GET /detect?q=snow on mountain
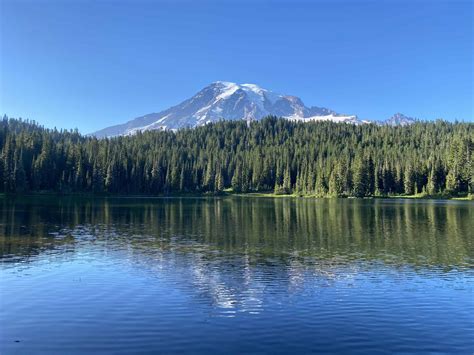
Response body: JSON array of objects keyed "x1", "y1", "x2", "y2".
[
  {"x1": 287, "y1": 113, "x2": 371, "y2": 124},
  {"x1": 382, "y1": 113, "x2": 417, "y2": 126},
  {"x1": 91, "y1": 82, "x2": 413, "y2": 138}
]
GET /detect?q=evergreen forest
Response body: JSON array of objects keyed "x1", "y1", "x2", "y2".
[{"x1": 1, "y1": 116, "x2": 472, "y2": 198}]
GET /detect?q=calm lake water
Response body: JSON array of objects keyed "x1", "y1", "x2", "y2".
[{"x1": 0, "y1": 196, "x2": 473, "y2": 353}]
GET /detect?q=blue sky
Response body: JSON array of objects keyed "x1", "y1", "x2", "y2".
[{"x1": 1, "y1": 0, "x2": 472, "y2": 133}]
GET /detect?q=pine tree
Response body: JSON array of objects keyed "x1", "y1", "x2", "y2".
[
  {"x1": 315, "y1": 172, "x2": 327, "y2": 197},
  {"x1": 427, "y1": 167, "x2": 437, "y2": 195},
  {"x1": 232, "y1": 163, "x2": 242, "y2": 192},
  {"x1": 180, "y1": 167, "x2": 186, "y2": 191},
  {"x1": 105, "y1": 164, "x2": 114, "y2": 192},
  {"x1": 92, "y1": 162, "x2": 104, "y2": 193},
  {"x1": 446, "y1": 169, "x2": 459, "y2": 194},
  {"x1": 216, "y1": 169, "x2": 224, "y2": 192},
  {"x1": 404, "y1": 164, "x2": 415, "y2": 195},
  {"x1": 204, "y1": 160, "x2": 215, "y2": 191},
  {"x1": 306, "y1": 165, "x2": 315, "y2": 194},
  {"x1": 13, "y1": 150, "x2": 27, "y2": 192},
  {"x1": 282, "y1": 164, "x2": 291, "y2": 194},
  {"x1": 352, "y1": 157, "x2": 367, "y2": 197}
]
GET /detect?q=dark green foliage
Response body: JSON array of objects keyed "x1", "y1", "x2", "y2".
[
  {"x1": 352, "y1": 156, "x2": 369, "y2": 197},
  {"x1": 0, "y1": 116, "x2": 472, "y2": 197}
]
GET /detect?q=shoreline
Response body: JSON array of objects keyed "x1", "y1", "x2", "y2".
[{"x1": 1, "y1": 191, "x2": 472, "y2": 201}]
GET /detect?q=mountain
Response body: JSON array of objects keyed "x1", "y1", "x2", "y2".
[
  {"x1": 92, "y1": 82, "x2": 413, "y2": 137},
  {"x1": 92, "y1": 82, "x2": 365, "y2": 137},
  {"x1": 383, "y1": 113, "x2": 417, "y2": 126}
]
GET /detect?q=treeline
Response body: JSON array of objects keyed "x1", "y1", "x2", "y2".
[{"x1": 0, "y1": 116, "x2": 472, "y2": 197}]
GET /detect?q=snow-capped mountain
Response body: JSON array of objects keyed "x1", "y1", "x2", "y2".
[
  {"x1": 92, "y1": 82, "x2": 364, "y2": 137},
  {"x1": 383, "y1": 113, "x2": 417, "y2": 126}
]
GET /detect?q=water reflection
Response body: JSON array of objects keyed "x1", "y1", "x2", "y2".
[
  {"x1": 1, "y1": 196, "x2": 473, "y2": 353},
  {"x1": 1, "y1": 196, "x2": 472, "y2": 314},
  {"x1": 1, "y1": 196, "x2": 472, "y2": 268}
]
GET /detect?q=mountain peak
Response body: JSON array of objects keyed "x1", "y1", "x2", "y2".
[
  {"x1": 211, "y1": 81, "x2": 264, "y2": 90},
  {"x1": 210, "y1": 82, "x2": 271, "y2": 98},
  {"x1": 384, "y1": 113, "x2": 416, "y2": 126},
  {"x1": 212, "y1": 80, "x2": 236, "y2": 86}
]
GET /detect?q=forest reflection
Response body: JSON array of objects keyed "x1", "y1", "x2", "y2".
[{"x1": 1, "y1": 196, "x2": 472, "y2": 269}]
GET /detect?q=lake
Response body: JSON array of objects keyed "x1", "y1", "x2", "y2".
[{"x1": 0, "y1": 196, "x2": 473, "y2": 353}]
